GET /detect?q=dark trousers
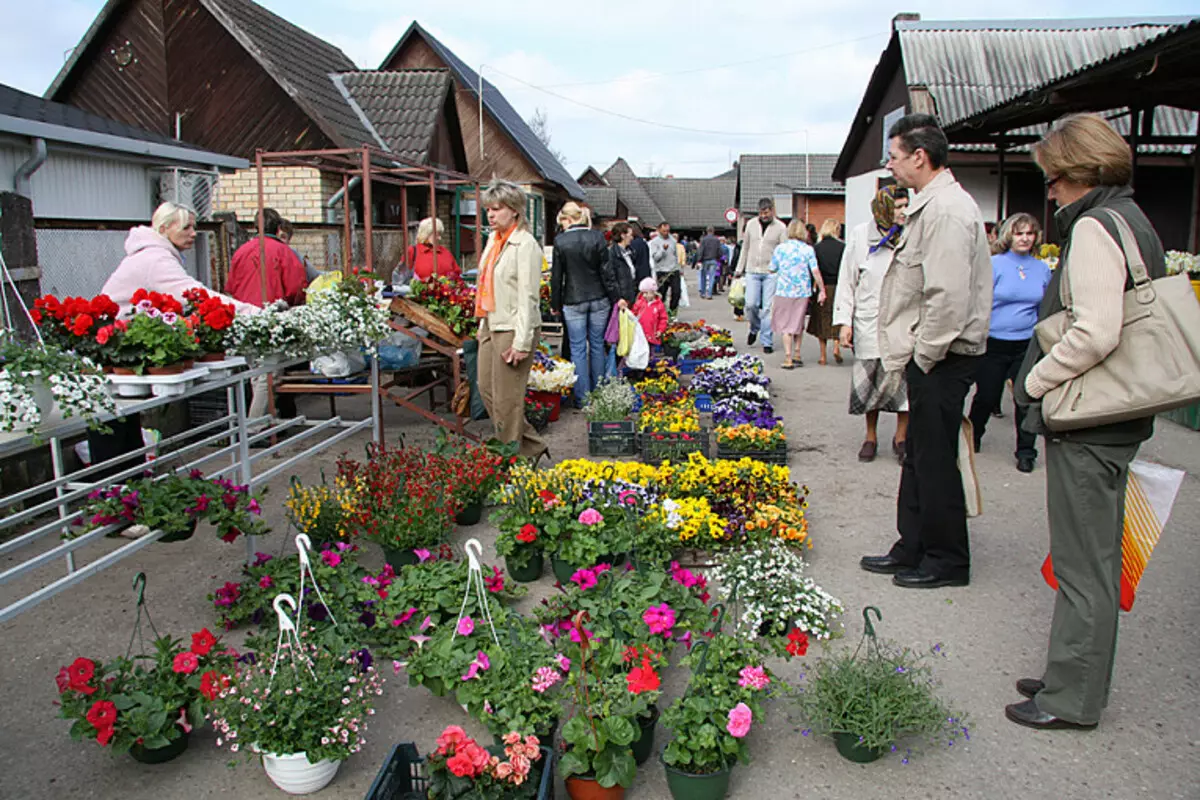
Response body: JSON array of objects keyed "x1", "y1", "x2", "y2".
[
  {"x1": 889, "y1": 354, "x2": 978, "y2": 579},
  {"x1": 968, "y1": 337, "x2": 1037, "y2": 460},
  {"x1": 657, "y1": 271, "x2": 681, "y2": 312}
]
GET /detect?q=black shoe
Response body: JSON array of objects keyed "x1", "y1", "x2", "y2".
[
  {"x1": 1016, "y1": 678, "x2": 1045, "y2": 699},
  {"x1": 763, "y1": 346, "x2": 774, "y2": 354},
  {"x1": 1005, "y1": 699, "x2": 1096, "y2": 731},
  {"x1": 859, "y1": 554, "x2": 907, "y2": 574},
  {"x1": 992, "y1": 409, "x2": 1004, "y2": 418},
  {"x1": 892, "y1": 569, "x2": 969, "y2": 589},
  {"x1": 973, "y1": 437, "x2": 982, "y2": 453},
  {"x1": 1017, "y1": 456, "x2": 1035, "y2": 473},
  {"x1": 747, "y1": 332, "x2": 757, "y2": 346}
]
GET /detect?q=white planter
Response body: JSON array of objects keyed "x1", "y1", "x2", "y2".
[{"x1": 261, "y1": 751, "x2": 341, "y2": 795}]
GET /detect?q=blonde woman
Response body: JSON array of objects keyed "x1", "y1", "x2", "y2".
[
  {"x1": 808, "y1": 218, "x2": 846, "y2": 364},
  {"x1": 475, "y1": 180, "x2": 549, "y2": 460},
  {"x1": 407, "y1": 217, "x2": 461, "y2": 282},
  {"x1": 770, "y1": 218, "x2": 825, "y2": 368},
  {"x1": 1007, "y1": 113, "x2": 1167, "y2": 732}
]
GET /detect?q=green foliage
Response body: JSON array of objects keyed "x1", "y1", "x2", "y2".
[
  {"x1": 116, "y1": 313, "x2": 202, "y2": 370},
  {"x1": 583, "y1": 377, "x2": 637, "y2": 422},
  {"x1": 80, "y1": 472, "x2": 268, "y2": 541}
]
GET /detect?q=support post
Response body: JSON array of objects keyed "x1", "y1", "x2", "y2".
[
  {"x1": 362, "y1": 147, "x2": 375, "y2": 272},
  {"x1": 996, "y1": 140, "x2": 1007, "y2": 223},
  {"x1": 1190, "y1": 128, "x2": 1200, "y2": 253},
  {"x1": 255, "y1": 151, "x2": 276, "y2": 423},
  {"x1": 430, "y1": 173, "x2": 439, "y2": 276},
  {"x1": 475, "y1": 184, "x2": 483, "y2": 258},
  {"x1": 234, "y1": 368, "x2": 256, "y2": 567},
  {"x1": 49, "y1": 438, "x2": 74, "y2": 573},
  {"x1": 342, "y1": 173, "x2": 351, "y2": 274},
  {"x1": 1129, "y1": 108, "x2": 1143, "y2": 189},
  {"x1": 401, "y1": 185, "x2": 409, "y2": 261}
]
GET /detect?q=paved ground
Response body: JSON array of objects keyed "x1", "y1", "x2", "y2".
[{"x1": 2, "y1": 267, "x2": 1198, "y2": 800}]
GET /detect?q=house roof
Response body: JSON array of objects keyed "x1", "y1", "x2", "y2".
[
  {"x1": 641, "y1": 178, "x2": 737, "y2": 230},
  {"x1": 0, "y1": 82, "x2": 246, "y2": 169},
  {"x1": 834, "y1": 16, "x2": 1196, "y2": 180},
  {"x1": 382, "y1": 23, "x2": 584, "y2": 199},
  {"x1": 577, "y1": 166, "x2": 607, "y2": 187},
  {"x1": 711, "y1": 167, "x2": 738, "y2": 180},
  {"x1": 334, "y1": 70, "x2": 454, "y2": 163},
  {"x1": 583, "y1": 186, "x2": 619, "y2": 217},
  {"x1": 601, "y1": 158, "x2": 664, "y2": 226},
  {"x1": 737, "y1": 154, "x2": 842, "y2": 212},
  {"x1": 46, "y1": 0, "x2": 375, "y2": 150}
]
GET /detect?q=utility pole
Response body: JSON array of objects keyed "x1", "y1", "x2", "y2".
[{"x1": 478, "y1": 66, "x2": 485, "y2": 161}]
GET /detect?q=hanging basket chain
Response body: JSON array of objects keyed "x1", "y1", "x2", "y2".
[{"x1": 124, "y1": 572, "x2": 161, "y2": 661}]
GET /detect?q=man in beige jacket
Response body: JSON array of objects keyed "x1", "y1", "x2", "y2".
[
  {"x1": 860, "y1": 113, "x2": 992, "y2": 590},
  {"x1": 735, "y1": 197, "x2": 789, "y2": 354}
]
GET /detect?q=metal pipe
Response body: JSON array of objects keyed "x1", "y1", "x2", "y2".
[
  {"x1": 14, "y1": 137, "x2": 47, "y2": 196},
  {"x1": 430, "y1": 172, "x2": 438, "y2": 276},
  {"x1": 0, "y1": 524, "x2": 115, "y2": 588},
  {"x1": 249, "y1": 420, "x2": 371, "y2": 488},
  {"x1": 362, "y1": 146, "x2": 375, "y2": 272}
]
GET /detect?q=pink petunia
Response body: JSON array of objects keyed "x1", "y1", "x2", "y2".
[
  {"x1": 457, "y1": 617, "x2": 475, "y2": 636},
  {"x1": 392, "y1": 607, "x2": 418, "y2": 627},
  {"x1": 320, "y1": 550, "x2": 341, "y2": 568},
  {"x1": 727, "y1": 703, "x2": 752, "y2": 738},
  {"x1": 642, "y1": 603, "x2": 676, "y2": 636},
  {"x1": 570, "y1": 568, "x2": 598, "y2": 591},
  {"x1": 555, "y1": 653, "x2": 571, "y2": 672},
  {"x1": 415, "y1": 548, "x2": 432, "y2": 563}
]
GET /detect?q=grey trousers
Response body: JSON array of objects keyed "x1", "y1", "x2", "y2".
[{"x1": 1036, "y1": 437, "x2": 1139, "y2": 724}]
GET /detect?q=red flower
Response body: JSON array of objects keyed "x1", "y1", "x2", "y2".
[
  {"x1": 71, "y1": 313, "x2": 94, "y2": 336},
  {"x1": 199, "y1": 670, "x2": 228, "y2": 701},
  {"x1": 96, "y1": 725, "x2": 115, "y2": 746},
  {"x1": 172, "y1": 652, "x2": 200, "y2": 674},
  {"x1": 54, "y1": 667, "x2": 71, "y2": 694},
  {"x1": 516, "y1": 523, "x2": 538, "y2": 544},
  {"x1": 95, "y1": 325, "x2": 114, "y2": 345},
  {"x1": 190, "y1": 628, "x2": 217, "y2": 656},
  {"x1": 786, "y1": 628, "x2": 809, "y2": 657},
  {"x1": 30, "y1": 308, "x2": 42, "y2": 324},
  {"x1": 626, "y1": 658, "x2": 661, "y2": 695},
  {"x1": 86, "y1": 700, "x2": 117, "y2": 731},
  {"x1": 66, "y1": 657, "x2": 97, "y2": 695}
]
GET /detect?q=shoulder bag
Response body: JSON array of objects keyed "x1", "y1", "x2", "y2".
[{"x1": 1034, "y1": 209, "x2": 1200, "y2": 430}]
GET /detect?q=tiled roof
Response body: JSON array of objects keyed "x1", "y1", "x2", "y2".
[
  {"x1": 602, "y1": 158, "x2": 664, "y2": 226},
  {"x1": 737, "y1": 154, "x2": 842, "y2": 212},
  {"x1": 711, "y1": 167, "x2": 738, "y2": 180},
  {"x1": 584, "y1": 186, "x2": 619, "y2": 217},
  {"x1": 382, "y1": 23, "x2": 585, "y2": 198},
  {"x1": 335, "y1": 70, "x2": 452, "y2": 163},
  {"x1": 640, "y1": 178, "x2": 736, "y2": 230}
]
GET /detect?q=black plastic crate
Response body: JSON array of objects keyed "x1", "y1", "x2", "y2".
[
  {"x1": 366, "y1": 743, "x2": 555, "y2": 800},
  {"x1": 588, "y1": 420, "x2": 637, "y2": 456},
  {"x1": 639, "y1": 428, "x2": 710, "y2": 463},
  {"x1": 716, "y1": 441, "x2": 788, "y2": 464}
]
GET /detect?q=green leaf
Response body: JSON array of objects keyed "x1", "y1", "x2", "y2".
[
  {"x1": 603, "y1": 715, "x2": 638, "y2": 747},
  {"x1": 558, "y1": 749, "x2": 590, "y2": 779},
  {"x1": 111, "y1": 694, "x2": 137, "y2": 711},
  {"x1": 594, "y1": 747, "x2": 637, "y2": 789},
  {"x1": 562, "y1": 715, "x2": 592, "y2": 748},
  {"x1": 142, "y1": 734, "x2": 171, "y2": 749}
]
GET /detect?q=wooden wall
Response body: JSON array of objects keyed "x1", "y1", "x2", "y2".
[{"x1": 54, "y1": 0, "x2": 170, "y2": 136}]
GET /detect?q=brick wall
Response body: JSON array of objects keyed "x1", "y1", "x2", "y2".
[
  {"x1": 212, "y1": 166, "x2": 328, "y2": 223},
  {"x1": 795, "y1": 194, "x2": 846, "y2": 227}
]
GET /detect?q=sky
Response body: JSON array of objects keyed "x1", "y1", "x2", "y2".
[{"x1": 2, "y1": 1, "x2": 1197, "y2": 179}]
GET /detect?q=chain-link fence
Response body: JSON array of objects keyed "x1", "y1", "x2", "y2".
[{"x1": 35, "y1": 227, "x2": 209, "y2": 298}]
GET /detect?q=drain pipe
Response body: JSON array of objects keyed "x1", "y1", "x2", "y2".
[
  {"x1": 325, "y1": 176, "x2": 360, "y2": 223},
  {"x1": 14, "y1": 138, "x2": 48, "y2": 197}
]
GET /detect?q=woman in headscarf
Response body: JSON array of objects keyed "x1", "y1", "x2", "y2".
[{"x1": 832, "y1": 186, "x2": 911, "y2": 463}]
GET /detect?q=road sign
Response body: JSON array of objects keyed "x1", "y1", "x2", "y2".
[{"x1": 724, "y1": 207, "x2": 738, "y2": 224}]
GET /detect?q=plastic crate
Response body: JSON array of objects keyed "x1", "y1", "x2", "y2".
[
  {"x1": 693, "y1": 393, "x2": 713, "y2": 413},
  {"x1": 588, "y1": 421, "x2": 637, "y2": 456},
  {"x1": 365, "y1": 742, "x2": 427, "y2": 800},
  {"x1": 677, "y1": 358, "x2": 713, "y2": 375},
  {"x1": 639, "y1": 428, "x2": 710, "y2": 463},
  {"x1": 1161, "y1": 403, "x2": 1200, "y2": 431},
  {"x1": 716, "y1": 441, "x2": 788, "y2": 464}
]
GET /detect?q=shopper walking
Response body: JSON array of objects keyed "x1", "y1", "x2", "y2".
[
  {"x1": 606, "y1": 221, "x2": 641, "y2": 307},
  {"x1": 809, "y1": 218, "x2": 846, "y2": 365},
  {"x1": 1006, "y1": 114, "x2": 1167, "y2": 732},
  {"x1": 649, "y1": 221, "x2": 682, "y2": 311},
  {"x1": 771, "y1": 219, "x2": 825, "y2": 368},
  {"x1": 551, "y1": 202, "x2": 619, "y2": 407},
  {"x1": 735, "y1": 198, "x2": 788, "y2": 354},
  {"x1": 967, "y1": 213, "x2": 1052, "y2": 472},
  {"x1": 834, "y1": 188, "x2": 910, "y2": 463},
  {"x1": 697, "y1": 226, "x2": 723, "y2": 299},
  {"x1": 859, "y1": 113, "x2": 992, "y2": 590}
]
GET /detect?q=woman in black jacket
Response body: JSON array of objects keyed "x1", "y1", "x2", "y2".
[
  {"x1": 606, "y1": 221, "x2": 641, "y2": 307},
  {"x1": 551, "y1": 202, "x2": 620, "y2": 407}
]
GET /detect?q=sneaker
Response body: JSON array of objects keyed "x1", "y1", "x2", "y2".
[
  {"x1": 763, "y1": 346, "x2": 774, "y2": 354},
  {"x1": 1017, "y1": 456, "x2": 1035, "y2": 473},
  {"x1": 747, "y1": 332, "x2": 757, "y2": 346}
]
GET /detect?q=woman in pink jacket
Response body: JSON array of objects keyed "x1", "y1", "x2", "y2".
[{"x1": 101, "y1": 202, "x2": 256, "y2": 315}]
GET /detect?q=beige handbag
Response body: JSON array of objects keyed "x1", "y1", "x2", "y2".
[{"x1": 1034, "y1": 209, "x2": 1200, "y2": 431}]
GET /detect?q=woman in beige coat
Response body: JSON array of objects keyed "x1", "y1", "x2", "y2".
[{"x1": 474, "y1": 180, "x2": 549, "y2": 461}]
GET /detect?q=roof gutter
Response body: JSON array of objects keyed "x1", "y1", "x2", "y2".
[
  {"x1": 14, "y1": 137, "x2": 48, "y2": 197},
  {"x1": 325, "y1": 176, "x2": 361, "y2": 223}
]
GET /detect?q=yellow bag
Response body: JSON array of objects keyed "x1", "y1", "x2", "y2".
[
  {"x1": 307, "y1": 271, "x2": 342, "y2": 297},
  {"x1": 618, "y1": 310, "x2": 636, "y2": 357}
]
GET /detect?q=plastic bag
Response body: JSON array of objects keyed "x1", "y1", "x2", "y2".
[
  {"x1": 958, "y1": 418, "x2": 982, "y2": 517},
  {"x1": 678, "y1": 276, "x2": 690, "y2": 308},
  {"x1": 307, "y1": 271, "x2": 342, "y2": 297},
  {"x1": 728, "y1": 277, "x2": 746, "y2": 306},
  {"x1": 312, "y1": 350, "x2": 367, "y2": 378},
  {"x1": 604, "y1": 304, "x2": 622, "y2": 345},
  {"x1": 617, "y1": 310, "x2": 636, "y2": 358},
  {"x1": 376, "y1": 330, "x2": 423, "y2": 371},
  {"x1": 624, "y1": 309, "x2": 650, "y2": 370},
  {"x1": 1041, "y1": 459, "x2": 1184, "y2": 611}
]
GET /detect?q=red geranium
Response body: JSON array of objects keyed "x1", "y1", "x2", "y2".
[
  {"x1": 172, "y1": 652, "x2": 200, "y2": 674},
  {"x1": 516, "y1": 523, "x2": 538, "y2": 544},
  {"x1": 190, "y1": 628, "x2": 218, "y2": 656},
  {"x1": 66, "y1": 657, "x2": 97, "y2": 695},
  {"x1": 786, "y1": 628, "x2": 809, "y2": 657},
  {"x1": 626, "y1": 659, "x2": 661, "y2": 695}
]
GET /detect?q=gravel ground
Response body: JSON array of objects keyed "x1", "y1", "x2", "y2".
[{"x1": 2, "y1": 268, "x2": 1198, "y2": 800}]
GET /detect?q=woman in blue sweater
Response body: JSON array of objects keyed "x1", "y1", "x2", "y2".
[{"x1": 968, "y1": 213, "x2": 1052, "y2": 472}]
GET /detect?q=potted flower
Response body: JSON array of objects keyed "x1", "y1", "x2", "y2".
[
  {"x1": 709, "y1": 541, "x2": 842, "y2": 645},
  {"x1": 527, "y1": 352, "x2": 577, "y2": 420},
  {"x1": 794, "y1": 609, "x2": 969, "y2": 763},
  {"x1": 114, "y1": 296, "x2": 203, "y2": 374},
  {"x1": 0, "y1": 335, "x2": 115, "y2": 439},
  {"x1": 54, "y1": 628, "x2": 234, "y2": 763},
  {"x1": 227, "y1": 300, "x2": 314, "y2": 364},
  {"x1": 426, "y1": 726, "x2": 548, "y2": 799},
  {"x1": 552, "y1": 507, "x2": 632, "y2": 583},
  {"x1": 31, "y1": 292, "x2": 121, "y2": 365},
  {"x1": 208, "y1": 633, "x2": 384, "y2": 793},
  {"x1": 183, "y1": 287, "x2": 237, "y2": 360},
  {"x1": 432, "y1": 432, "x2": 516, "y2": 526},
  {"x1": 79, "y1": 470, "x2": 268, "y2": 543},
  {"x1": 407, "y1": 276, "x2": 479, "y2": 339},
  {"x1": 525, "y1": 394, "x2": 553, "y2": 433}
]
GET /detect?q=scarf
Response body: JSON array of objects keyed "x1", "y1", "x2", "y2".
[
  {"x1": 474, "y1": 226, "x2": 515, "y2": 317},
  {"x1": 868, "y1": 186, "x2": 904, "y2": 254}
]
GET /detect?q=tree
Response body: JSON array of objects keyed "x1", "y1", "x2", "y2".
[{"x1": 528, "y1": 108, "x2": 566, "y2": 165}]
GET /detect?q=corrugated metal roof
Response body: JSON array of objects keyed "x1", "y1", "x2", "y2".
[
  {"x1": 602, "y1": 158, "x2": 665, "y2": 226},
  {"x1": 897, "y1": 19, "x2": 1188, "y2": 127},
  {"x1": 737, "y1": 154, "x2": 842, "y2": 212},
  {"x1": 640, "y1": 178, "x2": 736, "y2": 230}
]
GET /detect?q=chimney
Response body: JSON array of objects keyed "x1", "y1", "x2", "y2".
[{"x1": 892, "y1": 13, "x2": 920, "y2": 31}]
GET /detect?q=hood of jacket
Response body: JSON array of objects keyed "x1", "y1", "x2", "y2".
[{"x1": 124, "y1": 226, "x2": 183, "y2": 264}]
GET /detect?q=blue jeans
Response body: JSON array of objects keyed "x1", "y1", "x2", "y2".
[
  {"x1": 700, "y1": 260, "x2": 718, "y2": 297},
  {"x1": 744, "y1": 272, "x2": 777, "y2": 349},
  {"x1": 562, "y1": 298, "x2": 612, "y2": 404}
]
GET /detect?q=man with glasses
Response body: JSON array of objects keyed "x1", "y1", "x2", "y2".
[{"x1": 859, "y1": 113, "x2": 992, "y2": 590}]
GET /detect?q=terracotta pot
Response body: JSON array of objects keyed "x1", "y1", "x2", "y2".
[
  {"x1": 102, "y1": 365, "x2": 115, "y2": 374},
  {"x1": 146, "y1": 363, "x2": 185, "y2": 375},
  {"x1": 181, "y1": 359, "x2": 195, "y2": 370},
  {"x1": 112, "y1": 367, "x2": 138, "y2": 375},
  {"x1": 565, "y1": 775, "x2": 626, "y2": 800},
  {"x1": 200, "y1": 351, "x2": 227, "y2": 362}
]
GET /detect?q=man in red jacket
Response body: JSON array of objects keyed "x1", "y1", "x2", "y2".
[{"x1": 227, "y1": 208, "x2": 308, "y2": 307}]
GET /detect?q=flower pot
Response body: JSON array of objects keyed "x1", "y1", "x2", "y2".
[
  {"x1": 261, "y1": 751, "x2": 342, "y2": 794},
  {"x1": 146, "y1": 363, "x2": 185, "y2": 376},
  {"x1": 528, "y1": 391, "x2": 562, "y2": 422},
  {"x1": 112, "y1": 366, "x2": 139, "y2": 376},
  {"x1": 506, "y1": 549, "x2": 544, "y2": 583},
  {"x1": 597, "y1": 552, "x2": 627, "y2": 568},
  {"x1": 454, "y1": 500, "x2": 484, "y2": 526},
  {"x1": 834, "y1": 732, "x2": 885, "y2": 763},
  {"x1": 200, "y1": 351, "x2": 227, "y2": 362},
  {"x1": 551, "y1": 553, "x2": 577, "y2": 584},
  {"x1": 181, "y1": 359, "x2": 195, "y2": 370},
  {"x1": 662, "y1": 756, "x2": 732, "y2": 800},
  {"x1": 565, "y1": 775, "x2": 626, "y2": 800},
  {"x1": 129, "y1": 730, "x2": 190, "y2": 764},
  {"x1": 159, "y1": 519, "x2": 198, "y2": 544},
  {"x1": 631, "y1": 705, "x2": 659, "y2": 765},
  {"x1": 493, "y1": 719, "x2": 557, "y2": 747},
  {"x1": 382, "y1": 545, "x2": 420, "y2": 570},
  {"x1": 526, "y1": 406, "x2": 551, "y2": 433}
]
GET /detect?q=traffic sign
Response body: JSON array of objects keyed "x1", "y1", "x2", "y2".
[{"x1": 724, "y1": 207, "x2": 738, "y2": 224}]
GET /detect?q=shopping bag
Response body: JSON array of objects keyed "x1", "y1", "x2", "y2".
[
  {"x1": 624, "y1": 309, "x2": 650, "y2": 370},
  {"x1": 605, "y1": 304, "x2": 622, "y2": 345},
  {"x1": 958, "y1": 417, "x2": 982, "y2": 517},
  {"x1": 1041, "y1": 459, "x2": 1184, "y2": 611},
  {"x1": 728, "y1": 277, "x2": 746, "y2": 306},
  {"x1": 678, "y1": 276, "x2": 691, "y2": 308}
]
